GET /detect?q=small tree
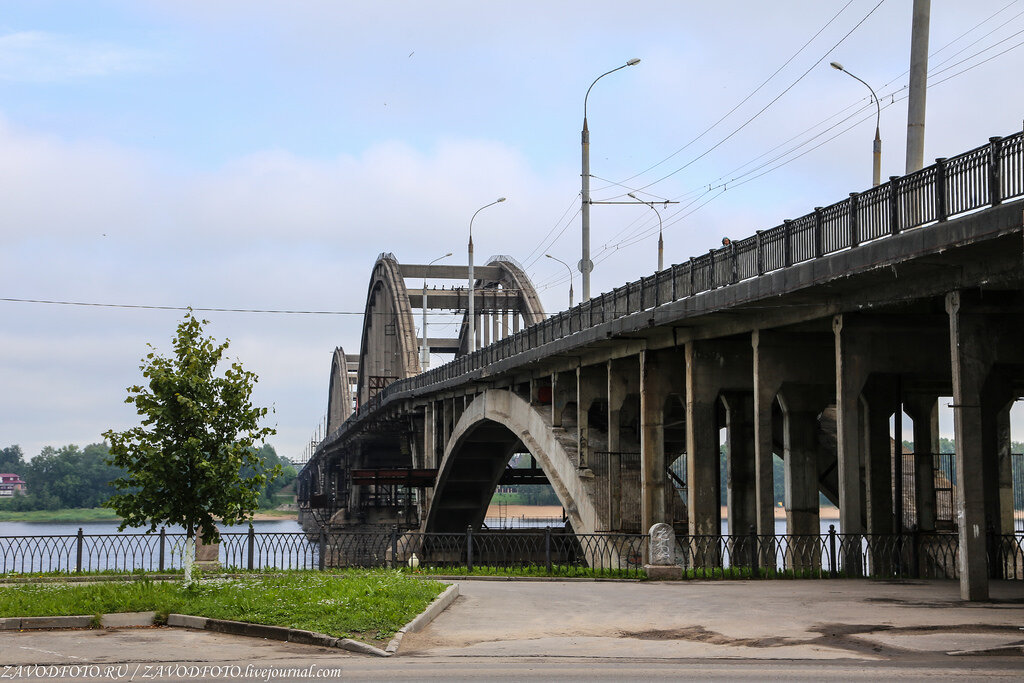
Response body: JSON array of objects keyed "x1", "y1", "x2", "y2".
[{"x1": 103, "y1": 312, "x2": 277, "y2": 579}]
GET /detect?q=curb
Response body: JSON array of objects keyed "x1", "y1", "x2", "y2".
[
  {"x1": 166, "y1": 614, "x2": 391, "y2": 657},
  {"x1": 411, "y1": 574, "x2": 643, "y2": 583},
  {"x1": 1, "y1": 612, "x2": 157, "y2": 630},
  {"x1": 385, "y1": 583, "x2": 460, "y2": 655}
]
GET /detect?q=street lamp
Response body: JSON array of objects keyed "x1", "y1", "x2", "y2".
[
  {"x1": 581, "y1": 58, "x2": 641, "y2": 301},
  {"x1": 830, "y1": 61, "x2": 882, "y2": 186},
  {"x1": 421, "y1": 251, "x2": 452, "y2": 370},
  {"x1": 545, "y1": 254, "x2": 574, "y2": 309},
  {"x1": 627, "y1": 193, "x2": 667, "y2": 271},
  {"x1": 468, "y1": 197, "x2": 506, "y2": 353}
]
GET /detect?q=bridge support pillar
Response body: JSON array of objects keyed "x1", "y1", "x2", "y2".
[
  {"x1": 607, "y1": 357, "x2": 639, "y2": 531},
  {"x1": 641, "y1": 350, "x2": 672, "y2": 536},
  {"x1": 863, "y1": 377, "x2": 898, "y2": 539},
  {"x1": 721, "y1": 392, "x2": 756, "y2": 537},
  {"x1": 684, "y1": 342, "x2": 722, "y2": 547},
  {"x1": 577, "y1": 364, "x2": 606, "y2": 470},
  {"x1": 833, "y1": 315, "x2": 868, "y2": 544},
  {"x1": 777, "y1": 388, "x2": 826, "y2": 541},
  {"x1": 946, "y1": 290, "x2": 1024, "y2": 600},
  {"x1": 752, "y1": 332, "x2": 783, "y2": 539},
  {"x1": 903, "y1": 394, "x2": 939, "y2": 532}
]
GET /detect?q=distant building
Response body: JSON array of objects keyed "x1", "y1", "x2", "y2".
[{"x1": 0, "y1": 473, "x2": 27, "y2": 496}]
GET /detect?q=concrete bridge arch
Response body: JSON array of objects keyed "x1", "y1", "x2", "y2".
[{"x1": 425, "y1": 389, "x2": 600, "y2": 534}]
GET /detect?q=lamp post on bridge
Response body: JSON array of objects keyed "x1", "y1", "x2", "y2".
[
  {"x1": 830, "y1": 61, "x2": 882, "y2": 187},
  {"x1": 421, "y1": 252, "x2": 452, "y2": 370},
  {"x1": 545, "y1": 253, "x2": 574, "y2": 310},
  {"x1": 581, "y1": 58, "x2": 641, "y2": 302},
  {"x1": 627, "y1": 193, "x2": 667, "y2": 271},
  {"x1": 468, "y1": 197, "x2": 506, "y2": 353}
]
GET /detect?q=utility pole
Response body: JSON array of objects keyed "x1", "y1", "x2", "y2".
[{"x1": 906, "y1": 0, "x2": 930, "y2": 174}]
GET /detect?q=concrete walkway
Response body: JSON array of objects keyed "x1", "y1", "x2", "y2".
[{"x1": 400, "y1": 578, "x2": 1024, "y2": 660}]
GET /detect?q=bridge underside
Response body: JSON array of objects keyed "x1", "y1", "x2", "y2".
[{"x1": 301, "y1": 132, "x2": 1024, "y2": 601}]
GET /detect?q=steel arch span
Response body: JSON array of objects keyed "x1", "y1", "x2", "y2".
[{"x1": 425, "y1": 389, "x2": 600, "y2": 534}]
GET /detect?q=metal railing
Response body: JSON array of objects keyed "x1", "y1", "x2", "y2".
[
  {"x1": 4, "y1": 527, "x2": 1022, "y2": 580},
  {"x1": 314, "y1": 130, "x2": 1024, "y2": 460}
]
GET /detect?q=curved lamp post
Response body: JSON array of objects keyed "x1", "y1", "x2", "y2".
[
  {"x1": 545, "y1": 253, "x2": 574, "y2": 309},
  {"x1": 627, "y1": 192, "x2": 666, "y2": 271},
  {"x1": 421, "y1": 251, "x2": 452, "y2": 369},
  {"x1": 581, "y1": 58, "x2": 641, "y2": 301},
  {"x1": 468, "y1": 197, "x2": 506, "y2": 353},
  {"x1": 831, "y1": 61, "x2": 882, "y2": 186}
]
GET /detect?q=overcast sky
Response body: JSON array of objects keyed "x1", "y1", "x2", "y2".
[{"x1": 2, "y1": 1, "x2": 1023, "y2": 464}]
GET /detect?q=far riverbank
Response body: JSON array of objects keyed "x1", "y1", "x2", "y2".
[{"x1": 0, "y1": 508, "x2": 298, "y2": 524}]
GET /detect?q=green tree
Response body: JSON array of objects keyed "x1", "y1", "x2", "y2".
[
  {"x1": 0, "y1": 445, "x2": 25, "y2": 473},
  {"x1": 102, "y1": 312, "x2": 277, "y2": 566}
]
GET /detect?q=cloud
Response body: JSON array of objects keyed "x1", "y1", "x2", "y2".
[{"x1": 0, "y1": 31, "x2": 156, "y2": 82}]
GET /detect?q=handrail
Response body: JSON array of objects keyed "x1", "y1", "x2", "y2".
[{"x1": 311, "y1": 130, "x2": 1024, "y2": 465}]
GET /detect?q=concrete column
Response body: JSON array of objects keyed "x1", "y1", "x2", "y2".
[
  {"x1": 483, "y1": 313, "x2": 491, "y2": 346},
  {"x1": 946, "y1": 291, "x2": 991, "y2": 601},
  {"x1": 863, "y1": 379, "x2": 897, "y2": 537},
  {"x1": 685, "y1": 341, "x2": 721, "y2": 540},
  {"x1": 551, "y1": 371, "x2": 575, "y2": 430},
  {"x1": 423, "y1": 402, "x2": 437, "y2": 469},
  {"x1": 752, "y1": 331, "x2": 782, "y2": 538},
  {"x1": 903, "y1": 395, "x2": 938, "y2": 531},
  {"x1": 492, "y1": 310, "x2": 499, "y2": 344},
  {"x1": 606, "y1": 358, "x2": 633, "y2": 531},
  {"x1": 577, "y1": 365, "x2": 605, "y2": 470},
  {"x1": 833, "y1": 315, "x2": 867, "y2": 536},
  {"x1": 640, "y1": 350, "x2": 668, "y2": 534},
  {"x1": 442, "y1": 398, "x2": 452, "y2": 448},
  {"x1": 721, "y1": 392, "x2": 756, "y2": 536},
  {"x1": 995, "y1": 402, "x2": 1015, "y2": 537}
]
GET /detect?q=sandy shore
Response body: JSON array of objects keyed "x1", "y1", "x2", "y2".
[{"x1": 485, "y1": 504, "x2": 840, "y2": 521}]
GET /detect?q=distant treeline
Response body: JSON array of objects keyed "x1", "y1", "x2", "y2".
[{"x1": 0, "y1": 443, "x2": 295, "y2": 512}]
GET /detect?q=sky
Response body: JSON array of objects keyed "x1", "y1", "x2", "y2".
[{"x1": 2, "y1": 0, "x2": 1024, "y2": 465}]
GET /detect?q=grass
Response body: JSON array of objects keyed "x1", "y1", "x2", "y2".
[
  {"x1": 0, "y1": 570, "x2": 447, "y2": 641},
  {"x1": 0, "y1": 508, "x2": 123, "y2": 523}
]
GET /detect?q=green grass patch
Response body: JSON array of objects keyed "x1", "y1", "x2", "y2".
[
  {"x1": 0, "y1": 570, "x2": 446, "y2": 641},
  {"x1": 0, "y1": 508, "x2": 123, "y2": 523}
]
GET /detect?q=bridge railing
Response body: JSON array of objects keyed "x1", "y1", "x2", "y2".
[{"x1": 321, "y1": 130, "x2": 1024, "y2": 443}]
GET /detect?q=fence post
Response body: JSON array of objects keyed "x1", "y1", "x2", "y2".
[
  {"x1": 888, "y1": 177, "x2": 901, "y2": 236},
  {"x1": 545, "y1": 526, "x2": 552, "y2": 574},
  {"x1": 748, "y1": 524, "x2": 758, "y2": 579},
  {"x1": 708, "y1": 250, "x2": 716, "y2": 289},
  {"x1": 391, "y1": 525, "x2": 399, "y2": 569},
  {"x1": 828, "y1": 524, "x2": 837, "y2": 577},
  {"x1": 910, "y1": 526, "x2": 920, "y2": 579},
  {"x1": 988, "y1": 136, "x2": 1003, "y2": 206},
  {"x1": 730, "y1": 243, "x2": 738, "y2": 284},
  {"x1": 689, "y1": 257, "x2": 695, "y2": 294},
  {"x1": 247, "y1": 523, "x2": 255, "y2": 571},
  {"x1": 466, "y1": 525, "x2": 474, "y2": 572},
  {"x1": 318, "y1": 529, "x2": 326, "y2": 571},
  {"x1": 935, "y1": 158, "x2": 948, "y2": 222},
  {"x1": 159, "y1": 527, "x2": 166, "y2": 572},
  {"x1": 783, "y1": 220, "x2": 792, "y2": 268},
  {"x1": 848, "y1": 193, "x2": 860, "y2": 248},
  {"x1": 76, "y1": 527, "x2": 83, "y2": 573},
  {"x1": 755, "y1": 231, "x2": 764, "y2": 275},
  {"x1": 813, "y1": 208, "x2": 823, "y2": 258}
]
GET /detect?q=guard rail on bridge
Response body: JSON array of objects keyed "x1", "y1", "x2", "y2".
[{"x1": 322, "y1": 130, "x2": 1024, "y2": 443}]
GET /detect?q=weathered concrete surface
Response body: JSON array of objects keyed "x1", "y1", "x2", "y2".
[{"x1": 400, "y1": 579, "x2": 1024, "y2": 660}]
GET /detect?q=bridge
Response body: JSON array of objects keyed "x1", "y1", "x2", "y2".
[{"x1": 298, "y1": 130, "x2": 1024, "y2": 601}]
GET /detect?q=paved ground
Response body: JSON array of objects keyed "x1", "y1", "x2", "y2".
[{"x1": 2, "y1": 579, "x2": 1022, "y2": 681}]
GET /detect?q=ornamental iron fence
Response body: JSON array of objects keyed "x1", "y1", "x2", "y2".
[{"x1": 3, "y1": 527, "x2": 1022, "y2": 580}]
